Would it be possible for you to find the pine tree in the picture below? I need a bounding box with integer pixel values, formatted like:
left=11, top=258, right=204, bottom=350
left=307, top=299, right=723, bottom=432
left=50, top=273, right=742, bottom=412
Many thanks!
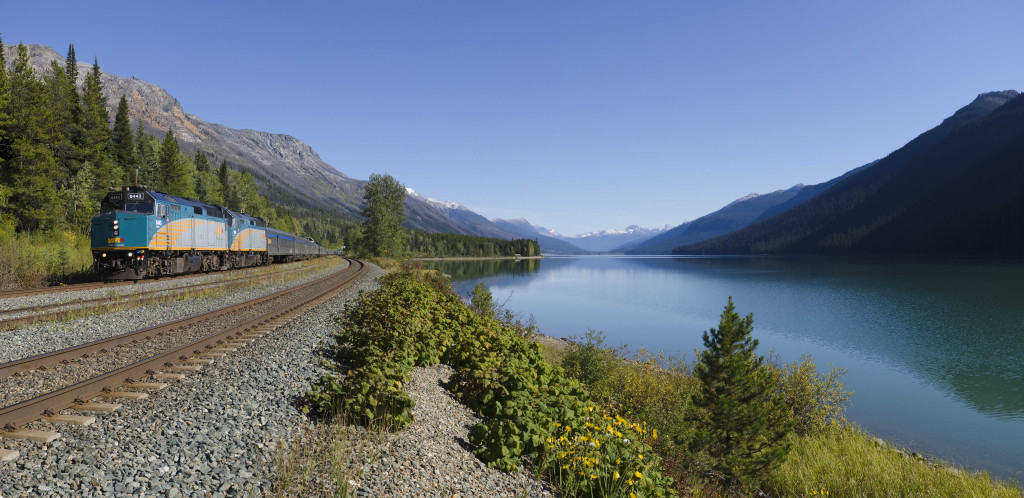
left=7, top=44, right=60, bottom=231
left=81, top=57, right=116, bottom=196
left=193, top=149, right=210, bottom=173
left=217, top=159, right=230, bottom=204
left=134, top=121, right=158, bottom=187
left=44, top=60, right=85, bottom=187
left=62, top=44, right=85, bottom=162
left=64, top=44, right=79, bottom=86
left=111, top=94, right=135, bottom=182
left=361, top=173, right=406, bottom=257
left=0, top=33, right=12, bottom=166
left=157, top=129, right=192, bottom=196
left=0, top=35, right=14, bottom=231
left=688, top=297, right=793, bottom=490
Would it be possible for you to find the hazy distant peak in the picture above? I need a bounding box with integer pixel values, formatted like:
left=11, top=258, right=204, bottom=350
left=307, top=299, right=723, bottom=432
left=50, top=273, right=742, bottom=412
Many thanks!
left=569, top=225, right=665, bottom=239
left=724, top=193, right=760, bottom=208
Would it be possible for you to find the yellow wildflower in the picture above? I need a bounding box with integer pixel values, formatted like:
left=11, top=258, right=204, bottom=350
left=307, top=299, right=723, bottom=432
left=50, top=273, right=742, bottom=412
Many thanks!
left=634, top=471, right=643, bottom=479
left=613, top=471, right=620, bottom=480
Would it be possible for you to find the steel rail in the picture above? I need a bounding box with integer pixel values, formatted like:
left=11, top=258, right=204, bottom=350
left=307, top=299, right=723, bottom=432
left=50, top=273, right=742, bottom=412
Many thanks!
left=0, top=257, right=353, bottom=379
left=0, top=258, right=316, bottom=300
left=0, top=262, right=312, bottom=331
left=0, top=259, right=365, bottom=431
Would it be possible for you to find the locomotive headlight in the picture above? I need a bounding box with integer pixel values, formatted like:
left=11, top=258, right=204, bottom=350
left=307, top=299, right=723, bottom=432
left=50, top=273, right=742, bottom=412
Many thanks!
left=101, top=253, right=107, bottom=258
left=113, top=220, right=119, bottom=226
left=127, top=252, right=133, bottom=257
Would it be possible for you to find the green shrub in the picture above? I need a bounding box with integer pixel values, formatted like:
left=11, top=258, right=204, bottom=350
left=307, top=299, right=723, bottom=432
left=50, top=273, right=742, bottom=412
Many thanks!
left=304, top=270, right=677, bottom=497
left=768, top=353, right=852, bottom=437
left=561, top=329, right=626, bottom=398
left=469, top=281, right=495, bottom=318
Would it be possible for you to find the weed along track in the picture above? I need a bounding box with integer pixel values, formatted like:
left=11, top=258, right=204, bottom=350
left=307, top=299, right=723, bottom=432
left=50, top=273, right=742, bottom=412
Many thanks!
left=0, top=258, right=366, bottom=466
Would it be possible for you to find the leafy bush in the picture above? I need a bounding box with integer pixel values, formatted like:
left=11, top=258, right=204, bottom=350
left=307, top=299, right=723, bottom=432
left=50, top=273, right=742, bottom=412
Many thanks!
left=561, top=329, right=626, bottom=398
left=469, top=281, right=495, bottom=318
left=768, top=353, right=852, bottom=436
left=304, top=270, right=677, bottom=497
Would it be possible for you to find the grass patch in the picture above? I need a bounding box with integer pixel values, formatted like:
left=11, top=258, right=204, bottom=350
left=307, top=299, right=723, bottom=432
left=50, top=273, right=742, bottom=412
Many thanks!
left=0, top=229, right=93, bottom=289
left=272, top=417, right=381, bottom=497
left=765, top=428, right=1021, bottom=497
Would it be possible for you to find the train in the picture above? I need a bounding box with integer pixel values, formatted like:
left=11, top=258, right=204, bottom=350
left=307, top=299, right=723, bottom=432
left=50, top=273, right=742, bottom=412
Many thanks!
left=90, top=185, right=339, bottom=280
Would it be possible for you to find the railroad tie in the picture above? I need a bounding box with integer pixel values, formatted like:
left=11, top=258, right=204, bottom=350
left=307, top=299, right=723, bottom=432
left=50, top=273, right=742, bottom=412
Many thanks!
left=125, top=382, right=168, bottom=391
left=73, top=402, right=122, bottom=413
left=44, top=414, right=96, bottom=426
left=0, top=448, right=18, bottom=462
left=1, top=429, right=60, bottom=444
left=166, top=364, right=204, bottom=372
left=151, top=372, right=187, bottom=381
left=206, top=347, right=237, bottom=353
left=100, top=391, right=148, bottom=400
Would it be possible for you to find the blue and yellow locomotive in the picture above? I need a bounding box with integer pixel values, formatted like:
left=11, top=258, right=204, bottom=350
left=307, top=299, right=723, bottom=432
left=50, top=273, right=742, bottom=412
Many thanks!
left=91, top=186, right=329, bottom=280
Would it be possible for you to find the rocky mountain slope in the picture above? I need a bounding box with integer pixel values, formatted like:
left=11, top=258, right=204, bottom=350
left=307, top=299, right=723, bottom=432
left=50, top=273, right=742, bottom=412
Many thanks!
left=3, top=42, right=527, bottom=239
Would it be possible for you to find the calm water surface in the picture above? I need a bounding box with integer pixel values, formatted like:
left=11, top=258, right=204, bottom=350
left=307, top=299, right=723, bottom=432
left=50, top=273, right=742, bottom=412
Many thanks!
left=425, top=256, right=1024, bottom=480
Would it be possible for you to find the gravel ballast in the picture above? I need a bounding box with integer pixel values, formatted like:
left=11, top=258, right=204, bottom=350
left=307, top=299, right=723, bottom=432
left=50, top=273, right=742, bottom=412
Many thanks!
left=351, top=364, right=555, bottom=497
left=0, top=262, right=555, bottom=496
left=0, top=261, right=379, bottom=496
left=0, top=259, right=348, bottom=364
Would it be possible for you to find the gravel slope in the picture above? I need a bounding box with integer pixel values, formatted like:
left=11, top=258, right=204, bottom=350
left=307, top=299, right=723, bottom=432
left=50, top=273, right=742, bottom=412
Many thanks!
left=352, top=364, right=555, bottom=497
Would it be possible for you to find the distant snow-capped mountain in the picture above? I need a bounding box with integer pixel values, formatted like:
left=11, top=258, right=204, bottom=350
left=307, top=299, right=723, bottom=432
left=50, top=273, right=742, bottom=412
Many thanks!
left=561, top=225, right=670, bottom=252
left=405, top=188, right=468, bottom=211
left=492, top=218, right=561, bottom=238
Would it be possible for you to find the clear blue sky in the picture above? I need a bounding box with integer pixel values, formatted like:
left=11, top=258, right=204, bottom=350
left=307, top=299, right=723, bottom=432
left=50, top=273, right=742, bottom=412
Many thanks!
left=3, top=1, right=1022, bottom=235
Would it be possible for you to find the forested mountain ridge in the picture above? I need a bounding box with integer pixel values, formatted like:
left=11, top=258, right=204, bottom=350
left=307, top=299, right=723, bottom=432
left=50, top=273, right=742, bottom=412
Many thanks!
left=674, top=90, right=1024, bottom=256
left=1, top=42, right=529, bottom=240
left=623, top=185, right=806, bottom=254
left=490, top=218, right=587, bottom=254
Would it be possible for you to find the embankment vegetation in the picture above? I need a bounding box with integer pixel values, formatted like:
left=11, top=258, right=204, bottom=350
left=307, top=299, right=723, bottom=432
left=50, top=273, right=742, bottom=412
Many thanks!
left=297, top=266, right=1021, bottom=496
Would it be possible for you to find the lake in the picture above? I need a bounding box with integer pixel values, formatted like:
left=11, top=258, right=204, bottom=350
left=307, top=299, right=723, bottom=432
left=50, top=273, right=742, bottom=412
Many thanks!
left=423, top=255, right=1024, bottom=480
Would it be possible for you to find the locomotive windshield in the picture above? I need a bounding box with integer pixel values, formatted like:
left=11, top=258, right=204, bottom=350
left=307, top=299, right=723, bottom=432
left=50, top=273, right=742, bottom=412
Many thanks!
left=123, top=201, right=154, bottom=214
left=100, top=191, right=154, bottom=214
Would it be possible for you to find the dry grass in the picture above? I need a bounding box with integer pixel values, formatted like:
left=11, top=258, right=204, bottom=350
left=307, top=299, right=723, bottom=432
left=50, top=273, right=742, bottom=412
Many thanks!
left=272, top=418, right=381, bottom=497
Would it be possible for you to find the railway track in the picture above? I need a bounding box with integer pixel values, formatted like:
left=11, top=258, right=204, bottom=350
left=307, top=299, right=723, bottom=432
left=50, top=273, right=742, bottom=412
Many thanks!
left=0, top=258, right=366, bottom=463
left=0, top=259, right=315, bottom=301
left=0, top=261, right=324, bottom=331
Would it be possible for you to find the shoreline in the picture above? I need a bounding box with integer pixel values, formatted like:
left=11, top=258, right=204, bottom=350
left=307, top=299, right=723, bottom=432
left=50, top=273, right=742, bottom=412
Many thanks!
left=408, top=255, right=545, bottom=261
